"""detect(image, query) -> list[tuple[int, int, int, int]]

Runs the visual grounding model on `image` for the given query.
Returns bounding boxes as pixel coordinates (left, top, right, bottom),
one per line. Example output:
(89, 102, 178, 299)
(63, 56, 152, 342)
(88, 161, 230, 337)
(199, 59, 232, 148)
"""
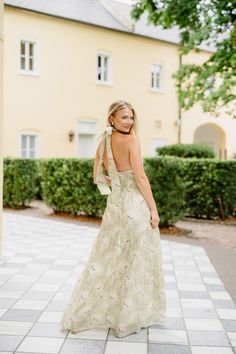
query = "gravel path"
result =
(176, 219, 236, 249)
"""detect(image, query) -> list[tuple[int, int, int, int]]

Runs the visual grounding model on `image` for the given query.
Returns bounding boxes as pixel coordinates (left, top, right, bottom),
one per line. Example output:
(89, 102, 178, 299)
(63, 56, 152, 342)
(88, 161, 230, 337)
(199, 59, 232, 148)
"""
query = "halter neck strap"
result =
(95, 128, 120, 195)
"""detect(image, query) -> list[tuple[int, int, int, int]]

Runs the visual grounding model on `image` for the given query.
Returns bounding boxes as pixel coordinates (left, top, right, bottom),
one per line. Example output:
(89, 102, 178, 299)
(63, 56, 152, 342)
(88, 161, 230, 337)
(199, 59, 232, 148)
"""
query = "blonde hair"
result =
(107, 100, 138, 135)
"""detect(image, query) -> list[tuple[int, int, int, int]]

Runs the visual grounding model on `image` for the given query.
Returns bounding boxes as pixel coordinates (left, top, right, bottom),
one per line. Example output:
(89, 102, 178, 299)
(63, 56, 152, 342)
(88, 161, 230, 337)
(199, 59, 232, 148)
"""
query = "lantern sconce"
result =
(68, 130, 75, 142)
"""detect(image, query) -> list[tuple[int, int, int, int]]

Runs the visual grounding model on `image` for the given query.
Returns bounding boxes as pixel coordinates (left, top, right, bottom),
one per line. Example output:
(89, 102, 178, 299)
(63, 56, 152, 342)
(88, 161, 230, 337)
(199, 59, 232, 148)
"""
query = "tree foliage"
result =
(131, 0, 236, 117)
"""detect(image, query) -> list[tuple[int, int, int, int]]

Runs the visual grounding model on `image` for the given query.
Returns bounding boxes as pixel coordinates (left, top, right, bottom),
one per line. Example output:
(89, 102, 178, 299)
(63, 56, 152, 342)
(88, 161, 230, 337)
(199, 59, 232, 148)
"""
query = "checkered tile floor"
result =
(0, 212, 236, 354)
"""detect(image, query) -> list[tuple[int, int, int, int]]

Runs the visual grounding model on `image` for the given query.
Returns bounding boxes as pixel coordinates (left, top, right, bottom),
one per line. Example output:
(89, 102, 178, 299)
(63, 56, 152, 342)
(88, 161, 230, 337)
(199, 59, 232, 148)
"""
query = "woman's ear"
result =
(109, 115, 114, 126)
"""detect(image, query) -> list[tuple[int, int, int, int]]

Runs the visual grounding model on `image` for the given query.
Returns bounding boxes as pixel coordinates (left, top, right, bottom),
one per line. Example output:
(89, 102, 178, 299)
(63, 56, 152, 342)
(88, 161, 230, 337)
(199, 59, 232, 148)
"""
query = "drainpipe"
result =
(177, 53, 182, 144)
(0, 0, 3, 255)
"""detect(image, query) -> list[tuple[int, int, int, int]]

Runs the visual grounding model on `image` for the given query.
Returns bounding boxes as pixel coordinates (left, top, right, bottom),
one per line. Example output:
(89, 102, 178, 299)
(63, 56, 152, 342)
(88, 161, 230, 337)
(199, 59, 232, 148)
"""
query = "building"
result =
(3, 0, 236, 159)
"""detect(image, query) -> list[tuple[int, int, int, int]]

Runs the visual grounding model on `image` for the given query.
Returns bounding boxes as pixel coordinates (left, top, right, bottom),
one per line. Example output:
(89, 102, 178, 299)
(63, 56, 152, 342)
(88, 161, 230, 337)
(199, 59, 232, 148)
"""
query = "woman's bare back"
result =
(103, 132, 132, 172)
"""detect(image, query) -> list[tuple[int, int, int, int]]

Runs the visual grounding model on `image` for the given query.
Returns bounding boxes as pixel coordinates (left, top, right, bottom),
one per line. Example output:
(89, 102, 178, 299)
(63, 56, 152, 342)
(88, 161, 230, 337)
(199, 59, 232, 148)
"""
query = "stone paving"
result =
(0, 212, 236, 354)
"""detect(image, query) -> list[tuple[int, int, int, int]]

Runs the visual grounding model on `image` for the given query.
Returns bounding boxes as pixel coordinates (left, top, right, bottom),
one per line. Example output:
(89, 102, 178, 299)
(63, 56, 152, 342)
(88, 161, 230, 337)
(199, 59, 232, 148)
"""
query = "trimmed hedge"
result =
(39, 157, 187, 227)
(144, 157, 187, 226)
(39, 158, 106, 216)
(3, 157, 236, 225)
(3, 158, 38, 208)
(157, 143, 215, 158)
(183, 159, 236, 219)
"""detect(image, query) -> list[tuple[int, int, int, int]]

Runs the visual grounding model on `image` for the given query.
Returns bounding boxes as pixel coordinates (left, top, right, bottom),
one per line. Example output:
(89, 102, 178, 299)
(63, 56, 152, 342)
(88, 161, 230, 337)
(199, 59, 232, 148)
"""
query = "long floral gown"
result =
(60, 128, 167, 337)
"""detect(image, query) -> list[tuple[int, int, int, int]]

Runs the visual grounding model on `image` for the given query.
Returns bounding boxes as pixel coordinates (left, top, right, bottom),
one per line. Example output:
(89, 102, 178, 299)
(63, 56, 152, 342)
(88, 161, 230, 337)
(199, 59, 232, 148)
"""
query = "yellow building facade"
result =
(3, 0, 236, 159)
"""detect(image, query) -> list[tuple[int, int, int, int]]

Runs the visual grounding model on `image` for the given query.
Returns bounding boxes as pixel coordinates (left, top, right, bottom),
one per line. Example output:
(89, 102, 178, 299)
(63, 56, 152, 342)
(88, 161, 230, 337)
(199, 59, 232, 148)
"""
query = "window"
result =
(151, 63, 162, 91)
(19, 39, 39, 75)
(97, 53, 111, 84)
(21, 134, 38, 158)
(77, 120, 97, 158)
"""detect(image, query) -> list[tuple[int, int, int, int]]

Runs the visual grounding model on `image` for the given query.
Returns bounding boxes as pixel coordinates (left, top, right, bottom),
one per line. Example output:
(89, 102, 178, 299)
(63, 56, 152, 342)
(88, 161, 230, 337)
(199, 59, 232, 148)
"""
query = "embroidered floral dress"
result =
(60, 127, 167, 337)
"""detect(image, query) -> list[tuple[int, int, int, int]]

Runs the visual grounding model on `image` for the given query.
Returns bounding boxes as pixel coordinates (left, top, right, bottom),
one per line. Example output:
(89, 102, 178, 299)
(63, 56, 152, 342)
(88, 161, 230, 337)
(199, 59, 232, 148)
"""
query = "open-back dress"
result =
(60, 127, 167, 337)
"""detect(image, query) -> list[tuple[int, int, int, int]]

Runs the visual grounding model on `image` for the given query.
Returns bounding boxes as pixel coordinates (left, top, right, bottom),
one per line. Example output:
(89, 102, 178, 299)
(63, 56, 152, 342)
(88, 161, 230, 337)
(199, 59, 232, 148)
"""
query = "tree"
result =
(131, 0, 236, 118)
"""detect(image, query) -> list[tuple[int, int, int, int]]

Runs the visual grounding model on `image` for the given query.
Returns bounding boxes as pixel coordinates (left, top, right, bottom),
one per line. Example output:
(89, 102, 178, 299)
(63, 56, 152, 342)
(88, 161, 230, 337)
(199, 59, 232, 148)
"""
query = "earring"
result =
(111, 121, 113, 126)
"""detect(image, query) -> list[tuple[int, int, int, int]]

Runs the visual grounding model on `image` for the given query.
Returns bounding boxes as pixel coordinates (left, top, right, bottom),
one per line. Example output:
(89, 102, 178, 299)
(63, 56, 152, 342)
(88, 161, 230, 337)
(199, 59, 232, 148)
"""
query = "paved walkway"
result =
(177, 220, 236, 250)
(162, 219, 236, 306)
(0, 212, 236, 354)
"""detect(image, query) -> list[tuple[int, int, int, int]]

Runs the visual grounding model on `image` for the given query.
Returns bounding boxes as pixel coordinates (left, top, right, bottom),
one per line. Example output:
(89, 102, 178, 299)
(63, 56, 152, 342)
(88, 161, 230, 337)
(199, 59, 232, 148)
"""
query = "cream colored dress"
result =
(60, 128, 167, 337)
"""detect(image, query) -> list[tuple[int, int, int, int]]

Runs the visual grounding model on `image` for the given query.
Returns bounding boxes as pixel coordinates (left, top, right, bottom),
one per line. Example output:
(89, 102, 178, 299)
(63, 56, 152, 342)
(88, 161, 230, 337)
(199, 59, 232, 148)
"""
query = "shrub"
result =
(144, 156, 187, 227)
(183, 159, 236, 219)
(4, 157, 236, 225)
(3, 158, 39, 208)
(157, 143, 215, 158)
(39, 157, 187, 227)
(39, 158, 106, 216)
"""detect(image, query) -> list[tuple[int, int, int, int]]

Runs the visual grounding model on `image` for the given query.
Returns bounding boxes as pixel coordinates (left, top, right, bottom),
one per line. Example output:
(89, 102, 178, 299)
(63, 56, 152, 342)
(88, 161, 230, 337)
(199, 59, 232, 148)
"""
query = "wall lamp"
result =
(68, 130, 75, 142)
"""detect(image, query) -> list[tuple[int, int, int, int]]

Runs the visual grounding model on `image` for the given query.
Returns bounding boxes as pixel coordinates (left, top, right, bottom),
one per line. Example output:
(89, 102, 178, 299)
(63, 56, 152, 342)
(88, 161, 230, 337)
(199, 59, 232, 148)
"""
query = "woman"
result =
(60, 100, 166, 338)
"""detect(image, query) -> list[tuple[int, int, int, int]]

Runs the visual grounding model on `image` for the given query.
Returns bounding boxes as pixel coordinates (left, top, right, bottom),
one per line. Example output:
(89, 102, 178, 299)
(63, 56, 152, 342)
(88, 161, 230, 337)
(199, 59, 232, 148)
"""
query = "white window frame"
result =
(18, 38, 40, 76)
(77, 119, 97, 158)
(150, 62, 163, 92)
(20, 132, 39, 158)
(96, 52, 112, 85)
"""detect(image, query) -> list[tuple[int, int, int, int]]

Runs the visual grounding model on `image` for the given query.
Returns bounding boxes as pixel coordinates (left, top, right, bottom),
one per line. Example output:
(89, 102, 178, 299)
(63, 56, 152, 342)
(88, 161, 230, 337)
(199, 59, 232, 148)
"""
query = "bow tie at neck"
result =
(95, 126, 121, 195)
(104, 126, 113, 135)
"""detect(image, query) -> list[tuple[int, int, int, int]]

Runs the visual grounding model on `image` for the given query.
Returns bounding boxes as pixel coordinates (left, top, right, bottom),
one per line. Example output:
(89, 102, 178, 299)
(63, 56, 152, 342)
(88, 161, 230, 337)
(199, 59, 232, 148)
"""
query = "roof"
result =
(4, 0, 214, 52)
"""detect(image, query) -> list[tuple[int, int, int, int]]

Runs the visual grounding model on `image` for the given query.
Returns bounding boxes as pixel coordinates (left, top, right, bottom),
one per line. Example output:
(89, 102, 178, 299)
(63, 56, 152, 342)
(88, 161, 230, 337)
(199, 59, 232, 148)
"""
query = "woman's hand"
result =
(150, 209, 160, 229)
(105, 176, 112, 186)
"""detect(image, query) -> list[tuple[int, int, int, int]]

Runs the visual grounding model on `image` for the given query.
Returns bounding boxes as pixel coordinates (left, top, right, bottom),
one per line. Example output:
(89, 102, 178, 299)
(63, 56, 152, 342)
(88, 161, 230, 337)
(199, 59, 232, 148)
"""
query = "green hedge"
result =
(3, 157, 236, 225)
(144, 157, 187, 226)
(157, 143, 215, 158)
(183, 159, 236, 219)
(39, 158, 106, 216)
(39, 157, 187, 227)
(3, 158, 38, 208)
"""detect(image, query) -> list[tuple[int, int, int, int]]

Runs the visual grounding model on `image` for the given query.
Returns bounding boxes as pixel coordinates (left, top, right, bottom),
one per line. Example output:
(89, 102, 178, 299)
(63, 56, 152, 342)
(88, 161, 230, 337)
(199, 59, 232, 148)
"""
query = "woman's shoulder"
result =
(113, 132, 139, 142)
(119, 134, 139, 150)
(126, 134, 139, 147)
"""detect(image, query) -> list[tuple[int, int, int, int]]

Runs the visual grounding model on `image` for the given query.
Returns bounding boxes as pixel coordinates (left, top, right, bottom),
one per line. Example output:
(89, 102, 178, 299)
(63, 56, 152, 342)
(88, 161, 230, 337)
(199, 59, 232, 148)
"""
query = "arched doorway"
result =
(194, 123, 226, 159)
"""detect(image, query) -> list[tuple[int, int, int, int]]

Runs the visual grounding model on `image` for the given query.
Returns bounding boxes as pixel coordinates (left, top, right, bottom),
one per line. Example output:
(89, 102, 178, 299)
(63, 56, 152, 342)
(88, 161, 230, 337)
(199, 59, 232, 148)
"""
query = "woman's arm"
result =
(128, 135, 160, 227)
(93, 142, 111, 186)
(93, 147, 100, 184)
